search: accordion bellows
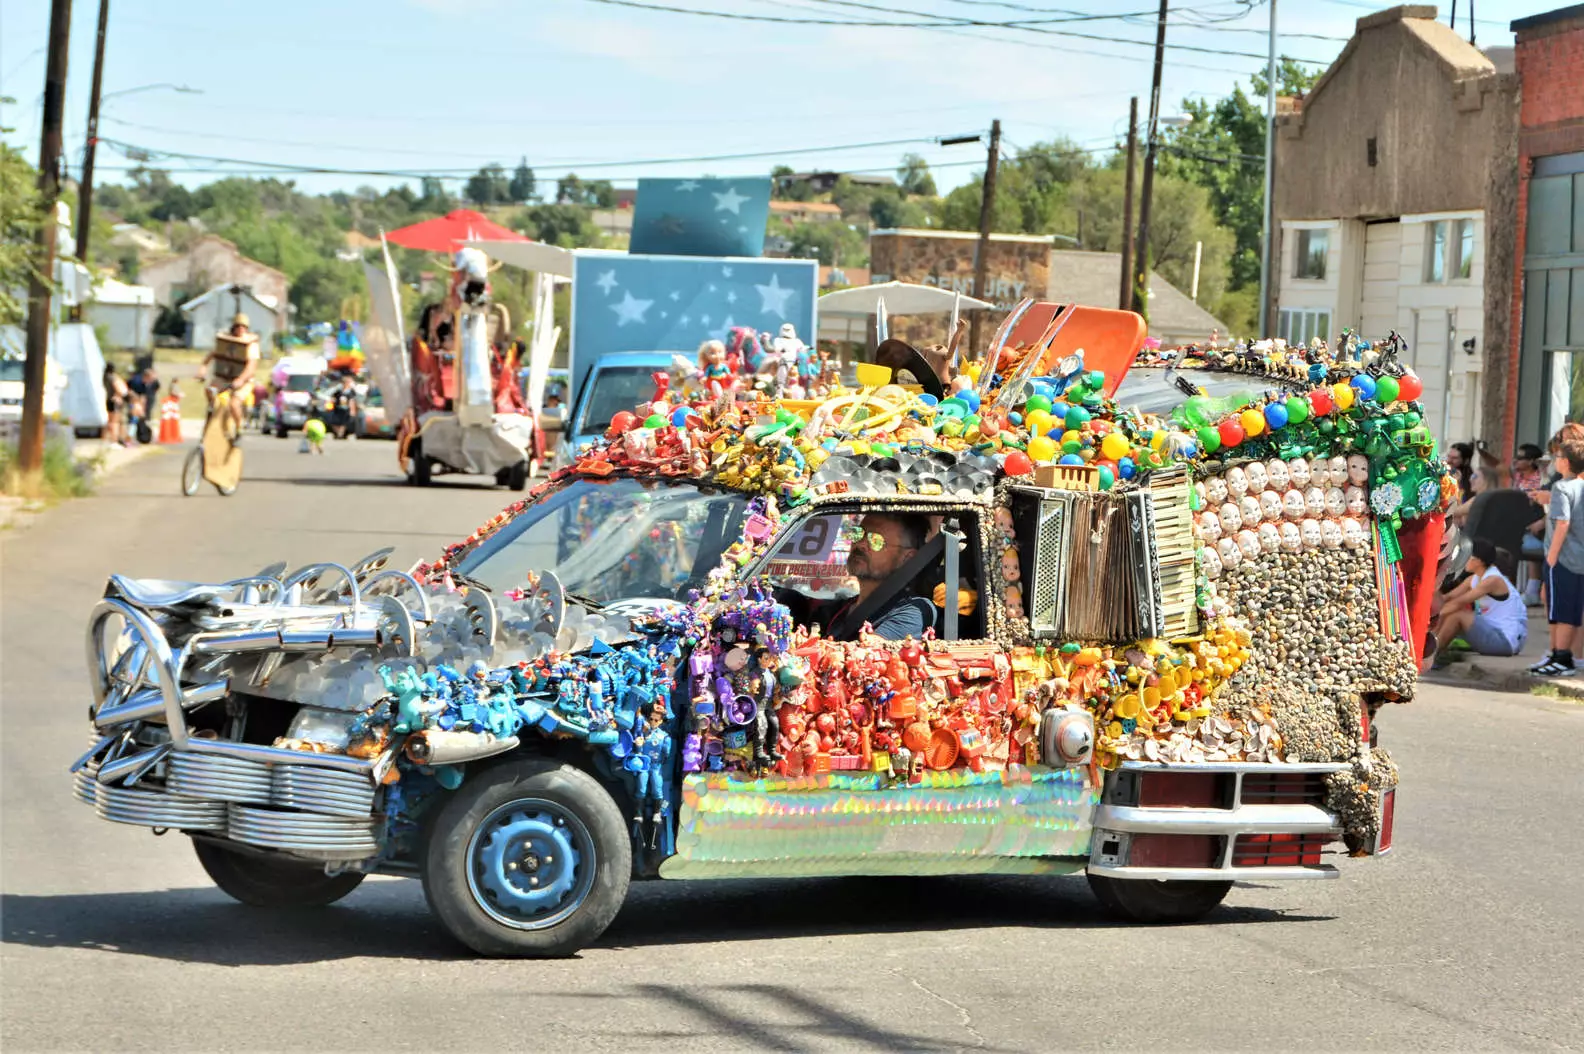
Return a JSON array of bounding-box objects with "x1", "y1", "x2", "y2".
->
[{"x1": 1013, "y1": 468, "x2": 1198, "y2": 642}]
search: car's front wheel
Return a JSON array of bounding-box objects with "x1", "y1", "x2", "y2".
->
[
  {"x1": 1087, "y1": 873, "x2": 1232, "y2": 923},
  {"x1": 422, "y1": 758, "x2": 630, "y2": 957},
  {"x1": 193, "y1": 839, "x2": 365, "y2": 907}
]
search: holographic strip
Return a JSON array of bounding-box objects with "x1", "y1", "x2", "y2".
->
[{"x1": 661, "y1": 767, "x2": 1097, "y2": 879}]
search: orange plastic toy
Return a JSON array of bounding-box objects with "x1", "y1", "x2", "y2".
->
[{"x1": 1005, "y1": 303, "x2": 1148, "y2": 398}]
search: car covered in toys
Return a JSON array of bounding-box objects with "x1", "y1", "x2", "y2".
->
[{"x1": 71, "y1": 303, "x2": 1447, "y2": 956}]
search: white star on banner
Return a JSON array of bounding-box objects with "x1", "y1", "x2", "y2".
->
[
  {"x1": 610, "y1": 290, "x2": 653, "y2": 326},
  {"x1": 594, "y1": 270, "x2": 618, "y2": 295},
  {"x1": 677, "y1": 179, "x2": 700, "y2": 192},
  {"x1": 712, "y1": 185, "x2": 749, "y2": 214},
  {"x1": 755, "y1": 274, "x2": 794, "y2": 319},
  {"x1": 680, "y1": 315, "x2": 690, "y2": 326},
  {"x1": 701, "y1": 314, "x2": 711, "y2": 327},
  {"x1": 726, "y1": 291, "x2": 737, "y2": 304},
  {"x1": 721, "y1": 315, "x2": 736, "y2": 332},
  {"x1": 669, "y1": 291, "x2": 681, "y2": 301},
  {"x1": 738, "y1": 225, "x2": 748, "y2": 233},
  {"x1": 708, "y1": 284, "x2": 717, "y2": 293},
  {"x1": 722, "y1": 265, "x2": 734, "y2": 277}
]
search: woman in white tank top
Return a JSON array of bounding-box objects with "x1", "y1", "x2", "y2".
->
[{"x1": 1433, "y1": 540, "x2": 1528, "y2": 659}]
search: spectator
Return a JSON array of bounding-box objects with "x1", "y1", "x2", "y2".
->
[
  {"x1": 126, "y1": 366, "x2": 160, "y2": 444},
  {"x1": 1533, "y1": 440, "x2": 1584, "y2": 676},
  {"x1": 102, "y1": 364, "x2": 130, "y2": 448},
  {"x1": 1448, "y1": 442, "x2": 1474, "y2": 500},
  {"x1": 1514, "y1": 443, "x2": 1545, "y2": 496},
  {"x1": 1432, "y1": 539, "x2": 1527, "y2": 663},
  {"x1": 1448, "y1": 463, "x2": 1510, "y2": 526}
]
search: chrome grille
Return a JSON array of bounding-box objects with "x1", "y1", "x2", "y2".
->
[
  {"x1": 166, "y1": 752, "x2": 274, "y2": 804},
  {"x1": 226, "y1": 804, "x2": 379, "y2": 858},
  {"x1": 270, "y1": 766, "x2": 377, "y2": 819},
  {"x1": 95, "y1": 783, "x2": 226, "y2": 830}
]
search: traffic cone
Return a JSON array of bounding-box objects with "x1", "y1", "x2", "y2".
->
[{"x1": 158, "y1": 392, "x2": 184, "y2": 444}]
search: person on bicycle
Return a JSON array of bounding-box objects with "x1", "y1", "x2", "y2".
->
[{"x1": 198, "y1": 313, "x2": 260, "y2": 436}]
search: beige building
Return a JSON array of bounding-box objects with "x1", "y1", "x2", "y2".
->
[
  {"x1": 1272, "y1": 5, "x2": 1519, "y2": 446},
  {"x1": 140, "y1": 234, "x2": 290, "y2": 330}
]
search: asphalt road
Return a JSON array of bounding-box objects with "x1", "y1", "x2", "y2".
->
[{"x1": 4, "y1": 436, "x2": 1582, "y2": 1052}]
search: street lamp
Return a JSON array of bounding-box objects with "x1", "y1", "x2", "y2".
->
[{"x1": 77, "y1": 81, "x2": 204, "y2": 264}]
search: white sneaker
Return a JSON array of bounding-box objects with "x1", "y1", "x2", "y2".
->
[
  {"x1": 1525, "y1": 581, "x2": 1543, "y2": 606},
  {"x1": 1529, "y1": 654, "x2": 1558, "y2": 672}
]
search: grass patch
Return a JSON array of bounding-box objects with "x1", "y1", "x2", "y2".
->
[{"x1": 0, "y1": 432, "x2": 100, "y2": 501}]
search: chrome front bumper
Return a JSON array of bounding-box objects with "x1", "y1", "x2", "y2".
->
[{"x1": 1088, "y1": 761, "x2": 1349, "y2": 882}]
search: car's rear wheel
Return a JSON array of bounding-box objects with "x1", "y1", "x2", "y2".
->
[
  {"x1": 506, "y1": 459, "x2": 529, "y2": 491},
  {"x1": 422, "y1": 759, "x2": 630, "y2": 957},
  {"x1": 408, "y1": 441, "x2": 432, "y2": 486},
  {"x1": 1087, "y1": 873, "x2": 1232, "y2": 923},
  {"x1": 193, "y1": 839, "x2": 365, "y2": 907}
]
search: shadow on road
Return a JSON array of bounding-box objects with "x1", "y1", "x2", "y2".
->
[
  {"x1": 245, "y1": 476, "x2": 508, "y2": 491},
  {"x1": 0, "y1": 874, "x2": 1329, "y2": 967}
]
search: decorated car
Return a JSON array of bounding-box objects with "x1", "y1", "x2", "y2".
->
[{"x1": 72, "y1": 302, "x2": 1445, "y2": 956}]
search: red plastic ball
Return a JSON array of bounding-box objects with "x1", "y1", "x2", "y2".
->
[
  {"x1": 1309, "y1": 388, "x2": 1334, "y2": 416},
  {"x1": 1217, "y1": 419, "x2": 1245, "y2": 448},
  {"x1": 1003, "y1": 450, "x2": 1034, "y2": 475},
  {"x1": 1398, "y1": 372, "x2": 1424, "y2": 401},
  {"x1": 607, "y1": 410, "x2": 637, "y2": 437}
]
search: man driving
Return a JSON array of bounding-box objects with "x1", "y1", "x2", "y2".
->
[{"x1": 822, "y1": 512, "x2": 934, "y2": 641}]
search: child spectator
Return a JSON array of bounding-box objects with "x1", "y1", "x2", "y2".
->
[
  {"x1": 1433, "y1": 539, "x2": 1527, "y2": 662},
  {"x1": 1533, "y1": 440, "x2": 1584, "y2": 676}
]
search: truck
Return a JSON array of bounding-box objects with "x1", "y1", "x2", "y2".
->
[{"x1": 69, "y1": 313, "x2": 1440, "y2": 956}]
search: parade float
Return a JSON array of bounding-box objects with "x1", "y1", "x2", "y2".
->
[{"x1": 71, "y1": 299, "x2": 1445, "y2": 956}]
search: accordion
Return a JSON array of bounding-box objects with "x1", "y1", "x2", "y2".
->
[{"x1": 1012, "y1": 467, "x2": 1198, "y2": 641}]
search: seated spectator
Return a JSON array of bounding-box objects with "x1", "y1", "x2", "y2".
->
[
  {"x1": 1448, "y1": 441, "x2": 1474, "y2": 501},
  {"x1": 1432, "y1": 540, "x2": 1527, "y2": 663}
]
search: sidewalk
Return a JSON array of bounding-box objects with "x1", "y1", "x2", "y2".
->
[
  {"x1": 1421, "y1": 603, "x2": 1584, "y2": 701},
  {"x1": 0, "y1": 426, "x2": 188, "y2": 530}
]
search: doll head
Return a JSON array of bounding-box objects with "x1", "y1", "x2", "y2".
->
[
  {"x1": 1300, "y1": 518, "x2": 1322, "y2": 549},
  {"x1": 1265, "y1": 458, "x2": 1290, "y2": 491},
  {"x1": 1324, "y1": 487, "x2": 1347, "y2": 517},
  {"x1": 1282, "y1": 490, "x2": 1307, "y2": 521},
  {"x1": 1259, "y1": 490, "x2": 1284, "y2": 522},
  {"x1": 1001, "y1": 549, "x2": 1021, "y2": 582},
  {"x1": 1202, "y1": 545, "x2": 1223, "y2": 579},
  {"x1": 1321, "y1": 519, "x2": 1343, "y2": 549},
  {"x1": 1347, "y1": 453, "x2": 1369, "y2": 487},
  {"x1": 1198, "y1": 510, "x2": 1223, "y2": 542},
  {"x1": 1345, "y1": 485, "x2": 1368, "y2": 516},
  {"x1": 1205, "y1": 476, "x2": 1229, "y2": 505},
  {"x1": 1257, "y1": 521, "x2": 1282, "y2": 553},
  {"x1": 1219, "y1": 501, "x2": 1243, "y2": 534},
  {"x1": 1225, "y1": 465, "x2": 1249, "y2": 499},
  {"x1": 1287, "y1": 457, "x2": 1312, "y2": 488},
  {"x1": 1217, "y1": 536, "x2": 1243, "y2": 570},
  {"x1": 1244, "y1": 461, "x2": 1269, "y2": 493},
  {"x1": 1304, "y1": 486, "x2": 1326, "y2": 518},
  {"x1": 1279, "y1": 521, "x2": 1302, "y2": 553}
]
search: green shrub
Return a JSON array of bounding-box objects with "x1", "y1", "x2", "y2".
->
[{"x1": 0, "y1": 431, "x2": 99, "y2": 500}]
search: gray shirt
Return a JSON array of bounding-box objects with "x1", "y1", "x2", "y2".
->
[{"x1": 1548, "y1": 477, "x2": 1584, "y2": 574}]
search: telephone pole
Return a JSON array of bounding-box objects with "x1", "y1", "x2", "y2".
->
[
  {"x1": 1119, "y1": 96, "x2": 1139, "y2": 311},
  {"x1": 970, "y1": 118, "x2": 1002, "y2": 352},
  {"x1": 19, "y1": 0, "x2": 73, "y2": 490},
  {"x1": 76, "y1": 0, "x2": 111, "y2": 268},
  {"x1": 1131, "y1": 0, "x2": 1169, "y2": 320},
  {"x1": 1257, "y1": 0, "x2": 1278, "y2": 338}
]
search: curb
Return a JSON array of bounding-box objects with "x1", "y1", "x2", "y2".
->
[
  {"x1": 1421, "y1": 659, "x2": 1584, "y2": 702},
  {"x1": 0, "y1": 441, "x2": 165, "y2": 531}
]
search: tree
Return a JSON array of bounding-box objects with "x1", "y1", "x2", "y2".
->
[
  {"x1": 897, "y1": 153, "x2": 937, "y2": 197},
  {"x1": 514, "y1": 204, "x2": 604, "y2": 248},
  {"x1": 509, "y1": 157, "x2": 537, "y2": 204},
  {"x1": 783, "y1": 220, "x2": 866, "y2": 267},
  {"x1": 465, "y1": 164, "x2": 510, "y2": 206},
  {"x1": 0, "y1": 141, "x2": 43, "y2": 327},
  {"x1": 418, "y1": 177, "x2": 455, "y2": 214},
  {"x1": 291, "y1": 260, "x2": 364, "y2": 324}
]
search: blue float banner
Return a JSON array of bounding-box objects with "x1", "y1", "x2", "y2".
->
[
  {"x1": 572, "y1": 253, "x2": 818, "y2": 365},
  {"x1": 630, "y1": 178, "x2": 772, "y2": 258}
]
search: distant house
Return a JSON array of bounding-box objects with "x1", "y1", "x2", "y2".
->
[
  {"x1": 820, "y1": 265, "x2": 871, "y2": 290},
  {"x1": 181, "y1": 285, "x2": 281, "y2": 351},
  {"x1": 86, "y1": 276, "x2": 157, "y2": 350},
  {"x1": 1046, "y1": 250, "x2": 1230, "y2": 349},
  {"x1": 770, "y1": 200, "x2": 844, "y2": 225},
  {"x1": 141, "y1": 234, "x2": 289, "y2": 329}
]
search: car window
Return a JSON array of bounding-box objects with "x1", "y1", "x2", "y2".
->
[
  {"x1": 0, "y1": 360, "x2": 24, "y2": 383},
  {"x1": 577, "y1": 366, "x2": 658, "y2": 436},
  {"x1": 1113, "y1": 367, "x2": 1275, "y2": 417}
]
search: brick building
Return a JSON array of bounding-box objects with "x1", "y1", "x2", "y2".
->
[{"x1": 1507, "y1": 4, "x2": 1584, "y2": 455}]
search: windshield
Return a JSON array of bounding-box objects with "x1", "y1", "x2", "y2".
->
[
  {"x1": 1114, "y1": 366, "x2": 1290, "y2": 417},
  {"x1": 0, "y1": 360, "x2": 23, "y2": 383},
  {"x1": 452, "y1": 477, "x2": 751, "y2": 603},
  {"x1": 577, "y1": 366, "x2": 659, "y2": 436},
  {"x1": 284, "y1": 374, "x2": 319, "y2": 392}
]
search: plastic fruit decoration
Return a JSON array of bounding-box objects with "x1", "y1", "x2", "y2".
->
[
  {"x1": 1027, "y1": 435, "x2": 1057, "y2": 462},
  {"x1": 1374, "y1": 375, "x2": 1400, "y2": 403},
  {"x1": 1195, "y1": 426, "x2": 1221, "y2": 454},
  {"x1": 1331, "y1": 382, "x2": 1355, "y2": 411},
  {"x1": 1003, "y1": 450, "x2": 1034, "y2": 475},
  {"x1": 1309, "y1": 388, "x2": 1334, "y2": 416},
  {"x1": 1398, "y1": 371, "x2": 1424, "y2": 401},
  {"x1": 1238, "y1": 408, "x2": 1266, "y2": 438},
  {"x1": 1218, "y1": 418, "x2": 1245, "y2": 448},
  {"x1": 1350, "y1": 374, "x2": 1377, "y2": 401},
  {"x1": 1284, "y1": 394, "x2": 1310, "y2": 425},
  {"x1": 607, "y1": 410, "x2": 636, "y2": 437},
  {"x1": 1100, "y1": 432, "x2": 1131, "y2": 461},
  {"x1": 1263, "y1": 402, "x2": 1289, "y2": 430}
]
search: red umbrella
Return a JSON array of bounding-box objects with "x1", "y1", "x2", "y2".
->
[{"x1": 385, "y1": 209, "x2": 529, "y2": 252}]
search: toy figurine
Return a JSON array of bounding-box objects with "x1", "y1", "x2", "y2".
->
[
  {"x1": 346, "y1": 696, "x2": 394, "y2": 758},
  {"x1": 628, "y1": 702, "x2": 674, "y2": 853},
  {"x1": 382, "y1": 665, "x2": 441, "y2": 734}
]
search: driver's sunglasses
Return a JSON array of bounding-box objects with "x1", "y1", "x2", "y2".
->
[{"x1": 842, "y1": 523, "x2": 887, "y2": 552}]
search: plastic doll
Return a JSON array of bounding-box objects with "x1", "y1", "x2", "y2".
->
[
  {"x1": 382, "y1": 666, "x2": 439, "y2": 733},
  {"x1": 698, "y1": 340, "x2": 732, "y2": 399}
]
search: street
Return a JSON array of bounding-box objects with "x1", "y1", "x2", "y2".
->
[{"x1": 3, "y1": 437, "x2": 1582, "y2": 1053}]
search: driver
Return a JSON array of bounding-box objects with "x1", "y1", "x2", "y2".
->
[{"x1": 822, "y1": 513, "x2": 934, "y2": 641}]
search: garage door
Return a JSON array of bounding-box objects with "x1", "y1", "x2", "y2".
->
[
  {"x1": 1360, "y1": 220, "x2": 1401, "y2": 340},
  {"x1": 1516, "y1": 153, "x2": 1584, "y2": 448}
]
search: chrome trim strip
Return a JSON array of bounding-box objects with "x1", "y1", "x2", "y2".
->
[
  {"x1": 1087, "y1": 863, "x2": 1340, "y2": 882},
  {"x1": 1115, "y1": 760, "x2": 1349, "y2": 775},
  {"x1": 1094, "y1": 803, "x2": 1341, "y2": 836},
  {"x1": 181, "y1": 738, "x2": 377, "y2": 777}
]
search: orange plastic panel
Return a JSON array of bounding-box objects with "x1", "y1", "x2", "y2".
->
[{"x1": 1005, "y1": 303, "x2": 1147, "y2": 397}]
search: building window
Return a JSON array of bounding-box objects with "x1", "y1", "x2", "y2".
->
[
  {"x1": 1279, "y1": 308, "x2": 1332, "y2": 346},
  {"x1": 1455, "y1": 219, "x2": 1474, "y2": 279},
  {"x1": 1294, "y1": 229, "x2": 1328, "y2": 280},
  {"x1": 1424, "y1": 221, "x2": 1448, "y2": 283}
]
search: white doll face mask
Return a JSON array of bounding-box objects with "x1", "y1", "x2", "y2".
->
[
  {"x1": 1257, "y1": 522, "x2": 1281, "y2": 553},
  {"x1": 1321, "y1": 519, "x2": 1343, "y2": 549},
  {"x1": 1226, "y1": 466, "x2": 1249, "y2": 499},
  {"x1": 1202, "y1": 545, "x2": 1222, "y2": 579},
  {"x1": 1219, "y1": 501, "x2": 1243, "y2": 534},
  {"x1": 1236, "y1": 530, "x2": 1262, "y2": 560},
  {"x1": 1287, "y1": 457, "x2": 1311, "y2": 488},
  {"x1": 1205, "y1": 476, "x2": 1228, "y2": 505},
  {"x1": 1347, "y1": 454, "x2": 1369, "y2": 487},
  {"x1": 1218, "y1": 536, "x2": 1242, "y2": 570},
  {"x1": 1325, "y1": 487, "x2": 1347, "y2": 517},
  {"x1": 1300, "y1": 518, "x2": 1322, "y2": 549},
  {"x1": 1240, "y1": 495, "x2": 1264, "y2": 526},
  {"x1": 1259, "y1": 491, "x2": 1284, "y2": 522},
  {"x1": 1328, "y1": 456, "x2": 1349, "y2": 488},
  {"x1": 1283, "y1": 491, "x2": 1307, "y2": 520},
  {"x1": 1341, "y1": 517, "x2": 1366, "y2": 549},
  {"x1": 1345, "y1": 486, "x2": 1368, "y2": 516},
  {"x1": 1198, "y1": 510, "x2": 1223, "y2": 542},
  {"x1": 1244, "y1": 462, "x2": 1269, "y2": 493},
  {"x1": 1305, "y1": 486, "x2": 1327, "y2": 517},
  {"x1": 1266, "y1": 459, "x2": 1290, "y2": 491},
  {"x1": 1279, "y1": 521, "x2": 1302, "y2": 553}
]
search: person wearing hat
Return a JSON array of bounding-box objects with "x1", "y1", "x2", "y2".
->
[{"x1": 198, "y1": 312, "x2": 261, "y2": 436}]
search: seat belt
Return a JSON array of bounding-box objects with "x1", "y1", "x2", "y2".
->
[{"x1": 830, "y1": 533, "x2": 946, "y2": 639}]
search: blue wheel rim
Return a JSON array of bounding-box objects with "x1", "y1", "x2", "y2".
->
[{"x1": 465, "y1": 797, "x2": 595, "y2": 930}]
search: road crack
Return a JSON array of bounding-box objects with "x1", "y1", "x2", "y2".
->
[{"x1": 892, "y1": 968, "x2": 986, "y2": 1050}]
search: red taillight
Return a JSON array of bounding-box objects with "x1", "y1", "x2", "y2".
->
[
  {"x1": 1231, "y1": 832, "x2": 1334, "y2": 867},
  {"x1": 1128, "y1": 833, "x2": 1223, "y2": 868},
  {"x1": 1377, "y1": 788, "x2": 1395, "y2": 853},
  {"x1": 1138, "y1": 771, "x2": 1228, "y2": 808},
  {"x1": 1360, "y1": 703, "x2": 1371, "y2": 747}
]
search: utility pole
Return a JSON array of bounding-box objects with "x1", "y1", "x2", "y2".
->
[
  {"x1": 969, "y1": 118, "x2": 1002, "y2": 353},
  {"x1": 1257, "y1": 0, "x2": 1278, "y2": 338},
  {"x1": 19, "y1": 0, "x2": 73, "y2": 491},
  {"x1": 1131, "y1": 0, "x2": 1169, "y2": 321},
  {"x1": 1119, "y1": 96, "x2": 1139, "y2": 311},
  {"x1": 76, "y1": 0, "x2": 111, "y2": 268}
]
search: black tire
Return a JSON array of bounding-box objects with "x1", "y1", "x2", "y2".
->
[
  {"x1": 193, "y1": 839, "x2": 365, "y2": 908},
  {"x1": 180, "y1": 446, "x2": 204, "y2": 496},
  {"x1": 421, "y1": 759, "x2": 630, "y2": 958},
  {"x1": 1086, "y1": 873, "x2": 1232, "y2": 923},
  {"x1": 506, "y1": 459, "x2": 529, "y2": 491}
]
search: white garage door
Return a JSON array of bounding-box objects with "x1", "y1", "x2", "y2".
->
[{"x1": 1360, "y1": 220, "x2": 1401, "y2": 340}]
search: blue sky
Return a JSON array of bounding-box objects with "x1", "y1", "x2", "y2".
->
[{"x1": 0, "y1": 0, "x2": 1541, "y2": 199}]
